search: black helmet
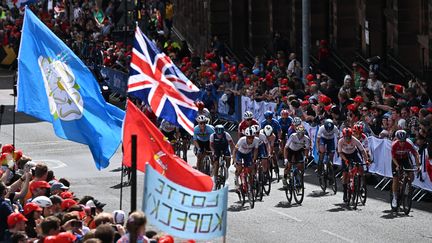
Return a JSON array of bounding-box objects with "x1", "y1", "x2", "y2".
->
[{"x1": 324, "y1": 119, "x2": 334, "y2": 132}]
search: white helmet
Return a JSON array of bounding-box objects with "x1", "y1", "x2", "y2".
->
[
  {"x1": 244, "y1": 111, "x2": 253, "y2": 120},
  {"x1": 263, "y1": 125, "x2": 273, "y2": 136},
  {"x1": 32, "y1": 196, "x2": 53, "y2": 208},
  {"x1": 196, "y1": 115, "x2": 207, "y2": 123},
  {"x1": 244, "y1": 127, "x2": 254, "y2": 137},
  {"x1": 251, "y1": 125, "x2": 260, "y2": 134},
  {"x1": 293, "y1": 117, "x2": 302, "y2": 126}
]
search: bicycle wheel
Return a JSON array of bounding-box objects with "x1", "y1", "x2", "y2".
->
[
  {"x1": 401, "y1": 179, "x2": 413, "y2": 215},
  {"x1": 319, "y1": 163, "x2": 327, "y2": 192},
  {"x1": 328, "y1": 162, "x2": 337, "y2": 194},
  {"x1": 202, "y1": 155, "x2": 212, "y2": 175},
  {"x1": 285, "y1": 176, "x2": 293, "y2": 203},
  {"x1": 346, "y1": 180, "x2": 353, "y2": 207},
  {"x1": 360, "y1": 178, "x2": 367, "y2": 205},
  {"x1": 352, "y1": 176, "x2": 360, "y2": 209},
  {"x1": 246, "y1": 176, "x2": 255, "y2": 209},
  {"x1": 262, "y1": 169, "x2": 272, "y2": 196},
  {"x1": 293, "y1": 170, "x2": 304, "y2": 204},
  {"x1": 257, "y1": 170, "x2": 264, "y2": 201},
  {"x1": 272, "y1": 157, "x2": 280, "y2": 182}
]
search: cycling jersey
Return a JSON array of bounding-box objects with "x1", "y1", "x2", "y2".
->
[
  {"x1": 193, "y1": 124, "x2": 215, "y2": 142},
  {"x1": 391, "y1": 140, "x2": 417, "y2": 160},
  {"x1": 286, "y1": 133, "x2": 311, "y2": 151},
  {"x1": 260, "y1": 118, "x2": 282, "y2": 136},
  {"x1": 317, "y1": 125, "x2": 339, "y2": 140},
  {"x1": 160, "y1": 120, "x2": 176, "y2": 133},
  {"x1": 337, "y1": 137, "x2": 365, "y2": 154},
  {"x1": 278, "y1": 117, "x2": 293, "y2": 134},
  {"x1": 238, "y1": 119, "x2": 259, "y2": 135},
  {"x1": 210, "y1": 132, "x2": 232, "y2": 157},
  {"x1": 236, "y1": 136, "x2": 260, "y2": 154},
  {"x1": 257, "y1": 131, "x2": 269, "y2": 146},
  {"x1": 257, "y1": 131, "x2": 269, "y2": 158}
]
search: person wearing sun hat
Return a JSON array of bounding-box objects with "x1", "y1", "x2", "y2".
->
[{"x1": 62, "y1": 199, "x2": 78, "y2": 211}]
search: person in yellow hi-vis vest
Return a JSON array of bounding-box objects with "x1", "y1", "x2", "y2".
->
[{"x1": 165, "y1": 0, "x2": 174, "y2": 34}]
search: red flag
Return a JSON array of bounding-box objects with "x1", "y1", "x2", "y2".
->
[{"x1": 123, "y1": 100, "x2": 213, "y2": 191}]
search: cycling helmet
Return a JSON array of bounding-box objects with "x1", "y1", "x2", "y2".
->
[
  {"x1": 244, "y1": 111, "x2": 253, "y2": 120},
  {"x1": 196, "y1": 115, "x2": 207, "y2": 123},
  {"x1": 353, "y1": 123, "x2": 363, "y2": 133},
  {"x1": 1, "y1": 144, "x2": 14, "y2": 154},
  {"x1": 395, "y1": 130, "x2": 407, "y2": 142},
  {"x1": 324, "y1": 119, "x2": 334, "y2": 132},
  {"x1": 342, "y1": 128, "x2": 353, "y2": 138},
  {"x1": 264, "y1": 111, "x2": 274, "y2": 119},
  {"x1": 244, "y1": 127, "x2": 254, "y2": 137},
  {"x1": 215, "y1": 125, "x2": 225, "y2": 135},
  {"x1": 281, "y1": 109, "x2": 289, "y2": 118},
  {"x1": 196, "y1": 101, "x2": 205, "y2": 110},
  {"x1": 296, "y1": 125, "x2": 305, "y2": 135},
  {"x1": 251, "y1": 124, "x2": 260, "y2": 134},
  {"x1": 32, "y1": 196, "x2": 53, "y2": 208},
  {"x1": 263, "y1": 125, "x2": 273, "y2": 137},
  {"x1": 293, "y1": 117, "x2": 302, "y2": 126}
]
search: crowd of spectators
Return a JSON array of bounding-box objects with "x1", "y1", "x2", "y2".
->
[{"x1": 0, "y1": 144, "x2": 184, "y2": 242}]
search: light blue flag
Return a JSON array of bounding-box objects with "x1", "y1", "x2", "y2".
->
[
  {"x1": 143, "y1": 164, "x2": 228, "y2": 240},
  {"x1": 17, "y1": 7, "x2": 125, "y2": 169}
]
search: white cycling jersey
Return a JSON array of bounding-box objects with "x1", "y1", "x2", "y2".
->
[
  {"x1": 257, "y1": 131, "x2": 269, "y2": 146},
  {"x1": 317, "y1": 125, "x2": 339, "y2": 140},
  {"x1": 236, "y1": 136, "x2": 260, "y2": 154},
  {"x1": 286, "y1": 133, "x2": 311, "y2": 151},
  {"x1": 337, "y1": 136, "x2": 365, "y2": 154}
]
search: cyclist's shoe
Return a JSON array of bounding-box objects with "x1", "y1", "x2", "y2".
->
[
  {"x1": 391, "y1": 196, "x2": 397, "y2": 208},
  {"x1": 343, "y1": 184, "x2": 348, "y2": 202}
]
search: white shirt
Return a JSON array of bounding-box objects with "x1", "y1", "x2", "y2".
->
[
  {"x1": 236, "y1": 137, "x2": 260, "y2": 154},
  {"x1": 286, "y1": 133, "x2": 311, "y2": 151},
  {"x1": 337, "y1": 137, "x2": 365, "y2": 154},
  {"x1": 366, "y1": 79, "x2": 383, "y2": 93},
  {"x1": 317, "y1": 125, "x2": 339, "y2": 140},
  {"x1": 257, "y1": 131, "x2": 269, "y2": 146}
]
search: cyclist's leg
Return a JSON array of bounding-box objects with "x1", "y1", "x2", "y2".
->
[
  {"x1": 283, "y1": 146, "x2": 290, "y2": 186},
  {"x1": 234, "y1": 151, "x2": 244, "y2": 188},
  {"x1": 391, "y1": 160, "x2": 400, "y2": 207},
  {"x1": 259, "y1": 144, "x2": 269, "y2": 172},
  {"x1": 212, "y1": 149, "x2": 221, "y2": 177},
  {"x1": 318, "y1": 138, "x2": 327, "y2": 174},
  {"x1": 341, "y1": 153, "x2": 350, "y2": 201}
]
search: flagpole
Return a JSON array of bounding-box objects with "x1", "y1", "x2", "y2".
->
[
  {"x1": 131, "y1": 134, "x2": 137, "y2": 212},
  {"x1": 12, "y1": 71, "x2": 16, "y2": 147},
  {"x1": 119, "y1": 164, "x2": 124, "y2": 210}
]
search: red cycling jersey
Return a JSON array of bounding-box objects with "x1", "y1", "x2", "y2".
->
[
  {"x1": 238, "y1": 119, "x2": 259, "y2": 135},
  {"x1": 391, "y1": 140, "x2": 417, "y2": 161}
]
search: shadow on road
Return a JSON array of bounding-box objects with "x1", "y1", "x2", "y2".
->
[
  {"x1": 275, "y1": 201, "x2": 301, "y2": 208},
  {"x1": 110, "y1": 182, "x2": 131, "y2": 189},
  {"x1": 0, "y1": 105, "x2": 41, "y2": 125},
  {"x1": 380, "y1": 209, "x2": 413, "y2": 219},
  {"x1": 307, "y1": 190, "x2": 333, "y2": 197},
  {"x1": 326, "y1": 203, "x2": 353, "y2": 213},
  {"x1": 227, "y1": 203, "x2": 249, "y2": 212}
]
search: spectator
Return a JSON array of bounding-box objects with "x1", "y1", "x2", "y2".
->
[
  {"x1": 4, "y1": 213, "x2": 28, "y2": 242},
  {"x1": 40, "y1": 216, "x2": 61, "y2": 237},
  {"x1": 95, "y1": 224, "x2": 115, "y2": 243},
  {"x1": 0, "y1": 181, "x2": 14, "y2": 240},
  {"x1": 117, "y1": 211, "x2": 148, "y2": 243}
]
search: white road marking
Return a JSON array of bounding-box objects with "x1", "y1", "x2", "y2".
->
[
  {"x1": 33, "y1": 159, "x2": 67, "y2": 169},
  {"x1": 268, "y1": 208, "x2": 302, "y2": 222},
  {"x1": 321, "y1": 229, "x2": 354, "y2": 242}
]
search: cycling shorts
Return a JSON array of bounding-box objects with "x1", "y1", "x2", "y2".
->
[
  {"x1": 197, "y1": 140, "x2": 210, "y2": 153},
  {"x1": 319, "y1": 137, "x2": 336, "y2": 153},
  {"x1": 341, "y1": 152, "x2": 362, "y2": 172},
  {"x1": 214, "y1": 145, "x2": 230, "y2": 159},
  {"x1": 236, "y1": 151, "x2": 253, "y2": 167},
  {"x1": 257, "y1": 144, "x2": 268, "y2": 159},
  {"x1": 287, "y1": 148, "x2": 305, "y2": 163},
  {"x1": 392, "y1": 157, "x2": 413, "y2": 176}
]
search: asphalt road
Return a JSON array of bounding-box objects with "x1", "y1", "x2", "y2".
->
[{"x1": 1, "y1": 70, "x2": 432, "y2": 242}]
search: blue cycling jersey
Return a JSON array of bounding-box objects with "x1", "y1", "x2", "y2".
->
[
  {"x1": 193, "y1": 124, "x2": 215, "y2": 142},
  {"x1": 260, "y1": 118, "x2": 281, "y2": 135},
  {"x1": 278, "y1": 117, "x2": 292, "y2": 133}
]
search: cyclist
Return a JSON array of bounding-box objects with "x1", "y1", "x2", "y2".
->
[
  {"x1": 159, "y1": 119, "x2": 177, "y2": 142},
  {"x1": 317, "y1": 119, "x2": 339, "y2": 175},
  {"x1": 288, "y1": 117, "x2": 303, "y2": 139},
  {"x1": 337, "y1": 128, "x2": 370, "y2": 202},
  {"x1": 283, "y1": 125, "x2": 311, "y2": 188},
  {"x1": 193, "y1": 115, "x2": 215, "y2": 172},
  {"x1": 252, "y1": 125, "x2": 274, "y2": 174},
  {"x1": 196, "y1": 101, "x2": 211, "y2": 123},
  {"x1": 390, "y1": 130, "x2": 420, "y2": 208},
  {"x1": 278, "y1": 109, "x2": 292, "y2": 148},
  {"x1": 210, "y1": 125, "x2": 235, "y2": 180},
  {"x1": 233, "y1": 127, "x2": 260, "y2": 190},
  {"x1": 260, "y1": 111, "x2": 282, "y2": 140},
  {"x1": 353, "y1": 123, "x2": 369, "y2": 157},
  {"x1": 238, "y1": 111, "x2": 259, "y2": 138},
  {"x1": 176, "y1": 126, "x2": 191, "y2": 162}
]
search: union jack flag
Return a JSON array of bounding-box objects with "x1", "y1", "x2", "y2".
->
[{"x1": 128, "y1": 27, "x2": 200, "y2": 135}]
